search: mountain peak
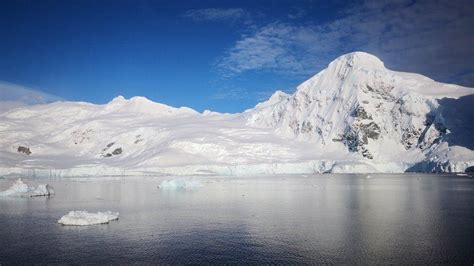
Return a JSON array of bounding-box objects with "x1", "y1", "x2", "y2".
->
[
  {"x1": 329, "y1": 51, "x2": 385, "y2": 70},
  {"x1": 250, "y1": 90, "x2": 290, "y2": 111},
  {"x1": 268, "y1": 90, "x2": 290, "y2": 103},
  {"x1": 109, "y1": 95, "x2": 126, "y2": 104},
  {"x1": 129, "y1": 96, "x2": 154, "y2": 104},
  {"x1": 108, "y1": 95, "x2": 155, "y2": 106}
]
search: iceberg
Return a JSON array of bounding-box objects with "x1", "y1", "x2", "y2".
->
[
  {"x1": 30, "y1": 184, "x2": 55, "y2": 197},
  {"x1": 158, "y1": 178, "x2": 203, "y2": 190},
  {"x1": 0, "y1": 178, "x2": 29, "y2": 196},
  {"x1": 0, "y1": 178, "x2": 54, "y2": 197},
  {"x1": 58, "y1": 211, "x2": 119, "y2": 226}
]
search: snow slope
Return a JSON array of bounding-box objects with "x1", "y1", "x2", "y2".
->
[
  {"x1": 0, "y1": 52, "x2": 473, "y2": 176},
  {"x1": 245, "y1": 52, "x2": 474, "y2": 173}
]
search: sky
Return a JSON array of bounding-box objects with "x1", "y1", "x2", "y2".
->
[{"x1": 0, "y1": 0, "x2": 473, "y2": 113}]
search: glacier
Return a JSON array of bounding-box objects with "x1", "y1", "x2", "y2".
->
[{"x1": 0, "y1": 52, "x2": 473, "y2": 176}]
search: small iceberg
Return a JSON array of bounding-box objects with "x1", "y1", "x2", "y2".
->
[
  {"x1": 0, "y1": 178, "x2": 54, "y2": 197},
  {"x1": 30, "y1": 184, "x2": 55, "y2": 197},
  {"x1": 58, "y1": 211, "x2": 119, "y2": 226},
  {"x1": 158, "y1": 178, "x2": 203, "y2": 190}
]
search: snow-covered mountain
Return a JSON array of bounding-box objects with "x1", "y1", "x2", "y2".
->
[
  {"x1": 1, "y1": 52, "x2": 473, "y2": 177},
  {"x1": 245, "y1": 52, "x2": 474, "y2": 172}
]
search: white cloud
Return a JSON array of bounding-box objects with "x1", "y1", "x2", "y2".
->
[
  {"x1": 182, "y1": 8, "x2": 251, "y2": 24},
  {"x1": 216, "y1": 0, "x2": 474, "y2": 86},
  {"x1": 0, "y1": 81, "x2": 62, "y2": 112},
  {"x1": 216, "y1": 23, "x2": 330, "y2": 77},
  {"x1": 287, "y1": 7, "x2": 306, "y2": 20},
  {"x1": 210, "y1": 87, "x2": 275, "y2": 101}
]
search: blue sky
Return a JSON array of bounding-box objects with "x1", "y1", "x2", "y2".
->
[{"x1": 0, "y1": 0, "x2": 473, "y2": 112}]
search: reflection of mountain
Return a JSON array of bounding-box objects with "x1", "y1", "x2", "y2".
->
[
  {"x1": 1, "y1": 176, "x2": 472, "y2": 263},
  {"x1": 0, "y1": 52, "x2": 473, "y2": 176}
]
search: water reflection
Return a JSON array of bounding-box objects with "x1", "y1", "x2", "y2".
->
[{"x1": 0, "y1": 175, "x2": 473, "y2": 264}]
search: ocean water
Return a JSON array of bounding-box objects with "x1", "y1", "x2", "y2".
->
[{"x1": 0, "y1": 174, "x2": 473, "y2": 264}]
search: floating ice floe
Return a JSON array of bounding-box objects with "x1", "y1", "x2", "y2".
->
[
  {"x1": 31, "y1": 184, "x2": 55, "y2": 197},
  {"x1": 0, "y1": 178, "x2": 54, "y2": 197},
  {"x1": 158, "y1": 178, "x2": 203, "y2": 190},
  {"x1": 58, "y1": 211, "x2": 119, "y2": 226}
]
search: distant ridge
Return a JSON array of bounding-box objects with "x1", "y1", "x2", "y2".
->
[{"x1": 1, "y1": 52, "x2": 473, "y2": 176}]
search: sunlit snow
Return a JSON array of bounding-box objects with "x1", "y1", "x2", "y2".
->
[
  {"x1": 58, "y1": 211, "x2": 119, "y2": 226},
  {"x1": 0, "y1": 52, "x2": 473, "y2": 177}
]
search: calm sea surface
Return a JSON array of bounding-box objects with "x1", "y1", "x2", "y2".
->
[{"x1": 0, "y1": 174, "x2": 473, "y2": 264}]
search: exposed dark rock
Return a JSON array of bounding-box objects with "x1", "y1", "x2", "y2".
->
[
  {"x1": 102, "y1": 146, "x2": 122, "y2": 157},
  {"x1": 353, "y1": 106, "x2": 372, "y2": 120},
  {"x1": 134, "y1": 135, "x2": 144, "y2": 144},
  {"x1": 18, "y1": 146, "x2": 31, "y2": 155},
  {"x1": 361, "y1": 147, "x2": 373, "y2": 159},
  {"x1": 342, "y1": 128, "x2": 359, "y2": 153},
  {"x1": 362, "y1": 135, "x2": 368, "y2": 144},
  {"x1": 112, "y1": 147, "x2": 122, "y2": 155},
  {"x1": 301, "y1": 121, "x2": 313, "y2": 133},
  {"x1": 465, "y1": 166, "x2": 474, "y2": 173},
  {"x1": 72, "y1": 129, "x2": 94, "y2": 145},
  {"x1": 363, "y1": 84, "x2": 395, "y2": 101},
  {"x1": 402, "y1": 127, "x2": 422, "y2": 150},
  {"x1": 342, "y1": 122, "x2": 380, "y2": 159},
  {"x1": 359, "y1": 122, "x2": 380, "y2": 140},
  {"x1": 315, "y1": 126, "x2": 322, "y2": 135},
  {"x1": 289, "y1": 120, "x2": 300, "y2": 134},
  {"x1": 102, "y1": 142, "x2": 116, "y2": 152}
]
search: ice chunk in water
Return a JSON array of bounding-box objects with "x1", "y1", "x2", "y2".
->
[
  {"x1": 58, "y1": 211, "x2": 119, "y2": 226},
  {"x1": 0, "y1": 178, "x2": 29, "y2": 196},
  {"x1": 158, "y1": 178, "x2": 203, "y2": 190},
  {"x1": 31, "y1": 184, "x2": 55, "y2": 197},
  {"x1": 0, "y1": 178, "x2": 54, "y2": 197}
]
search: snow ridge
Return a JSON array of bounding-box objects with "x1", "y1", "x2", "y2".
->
[
  {"x1": 0, "y1": 52, "x2": 473, "y2": 175},
  {"x1": 245, "y1": 52, "x2": 474, "y2": 171}
]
